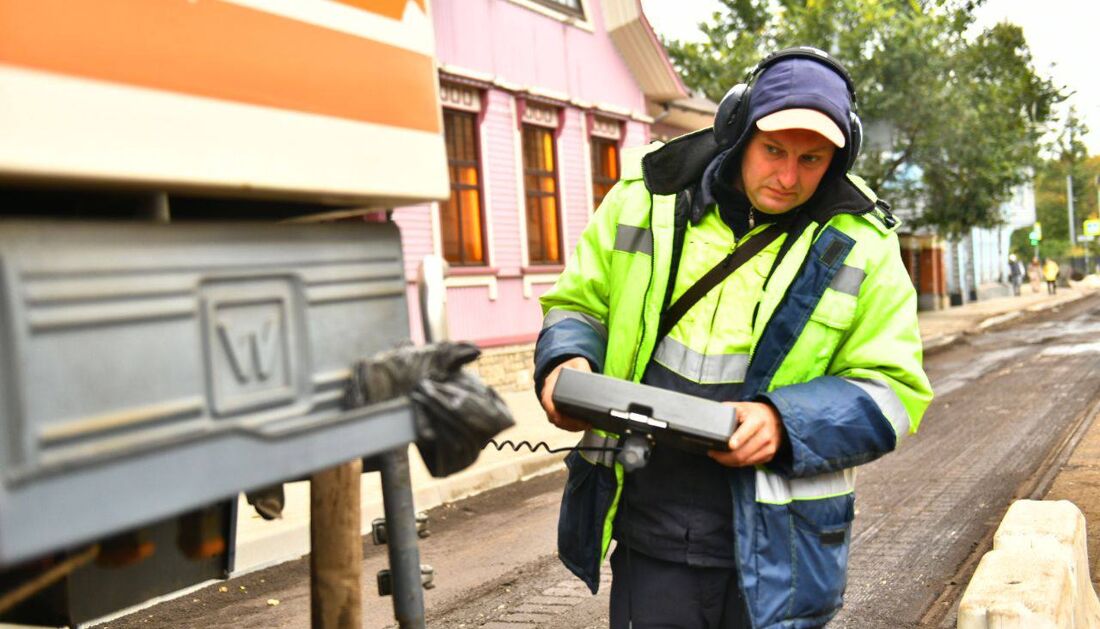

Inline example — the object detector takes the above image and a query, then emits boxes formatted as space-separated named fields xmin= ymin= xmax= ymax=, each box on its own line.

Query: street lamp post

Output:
xmin=1068 ymin=174 xmax=1076 ymax=246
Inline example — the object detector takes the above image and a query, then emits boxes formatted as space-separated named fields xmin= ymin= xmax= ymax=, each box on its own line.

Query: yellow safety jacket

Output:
xmin=534 ymin=133 xmax=933 ymax=628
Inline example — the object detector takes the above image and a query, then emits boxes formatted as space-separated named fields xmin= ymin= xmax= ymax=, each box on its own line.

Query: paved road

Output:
xmin=105 ymin=294 xmax=1100 ymax=628
xmin=835 ymin=294 xmax=1100 ymax=627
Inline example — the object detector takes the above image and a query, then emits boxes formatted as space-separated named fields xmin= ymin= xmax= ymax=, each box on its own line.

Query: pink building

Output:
xmin=394 ymin=0 xmax=713 ymax=382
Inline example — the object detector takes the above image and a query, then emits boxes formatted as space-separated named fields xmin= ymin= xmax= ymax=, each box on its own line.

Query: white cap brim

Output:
xmin=756 ymin=108 xmax=845 ymax=148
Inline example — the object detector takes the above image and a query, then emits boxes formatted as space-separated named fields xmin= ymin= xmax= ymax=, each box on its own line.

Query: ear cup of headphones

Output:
xmin=847 ymin=112 xmax=863 ymax=171
xmin=713 ymin=83 xmax=750 ymax=149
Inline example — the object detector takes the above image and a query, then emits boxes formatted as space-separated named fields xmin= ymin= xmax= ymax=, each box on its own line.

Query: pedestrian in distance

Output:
xmin=534 ymin=46 xmax=933 ymax=629
xmin=1029 ymin=256 xmax=1043 ymax=294
xmin=1043 ymin=257 xmax=1060 ymax=295
xmin=1007 ymin=253 xmax=1023 ymax=296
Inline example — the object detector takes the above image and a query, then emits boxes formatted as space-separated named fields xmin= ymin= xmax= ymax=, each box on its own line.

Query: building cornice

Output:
xmin=601 ymin=0 xmax=689 ymax=103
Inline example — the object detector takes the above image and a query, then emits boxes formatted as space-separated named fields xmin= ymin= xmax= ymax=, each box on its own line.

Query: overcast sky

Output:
xmin=640 ymin=0 xmax=1098 ymax=155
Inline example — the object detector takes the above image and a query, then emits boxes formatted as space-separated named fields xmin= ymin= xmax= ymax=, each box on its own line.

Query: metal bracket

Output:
xmin=376 ymin=565 xmax=435 ymax=596
xmin=371 ymin=512 xmax=430 ymax=545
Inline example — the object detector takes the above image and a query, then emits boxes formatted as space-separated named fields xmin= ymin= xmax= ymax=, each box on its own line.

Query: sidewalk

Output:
xmin=919 ymin=280 xmax=1098 ymax=352
xmin=232 ymin=281 xmax=1100 ymax=575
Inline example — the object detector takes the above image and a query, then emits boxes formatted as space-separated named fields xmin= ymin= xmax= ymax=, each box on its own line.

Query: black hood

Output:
xmin=640 ymin=128 xmax=718 ymax=196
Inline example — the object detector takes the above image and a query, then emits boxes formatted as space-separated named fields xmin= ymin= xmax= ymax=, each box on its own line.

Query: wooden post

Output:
xmin=310 ymin=459 xmax=363 ymax=629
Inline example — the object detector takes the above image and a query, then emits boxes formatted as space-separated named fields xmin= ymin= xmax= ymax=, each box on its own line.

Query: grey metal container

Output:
xmin=0 ymin=220 xmax=416 ymax=565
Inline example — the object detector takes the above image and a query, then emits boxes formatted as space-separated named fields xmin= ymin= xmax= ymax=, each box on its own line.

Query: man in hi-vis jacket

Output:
xmin=534 ymin=47 xmax=933 ymax=629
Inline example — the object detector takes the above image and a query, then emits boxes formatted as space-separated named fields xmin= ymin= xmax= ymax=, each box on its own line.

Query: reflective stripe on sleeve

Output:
xmin=613 ymin=224 xmax=653 ymax=256
xmin=843 ymin=377 xmax=911 ymax=440
xmin=755 ymin=467 xmax=856 ymax=504
xmin=577 ymin=430 xmax=619 ymax=467
xmin=652 ymin=336 xmax=749 ymax=384
xmin=542 ymin=309 xmax=608 ymax=342
xmin=829 ymin=265 xmax=866 ymax=296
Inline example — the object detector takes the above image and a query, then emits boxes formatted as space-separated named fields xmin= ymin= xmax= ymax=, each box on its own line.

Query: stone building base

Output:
xmin=468 ymin=342 xmax=536 ymax=393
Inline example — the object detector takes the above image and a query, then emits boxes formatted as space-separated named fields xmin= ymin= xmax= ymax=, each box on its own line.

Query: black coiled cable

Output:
xmin=487 ymin=439 xmax=619 ymax=455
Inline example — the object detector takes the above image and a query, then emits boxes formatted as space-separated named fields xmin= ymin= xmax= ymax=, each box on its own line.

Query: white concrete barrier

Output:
xmin=958 ymin=500 xmax=1100 ymax=628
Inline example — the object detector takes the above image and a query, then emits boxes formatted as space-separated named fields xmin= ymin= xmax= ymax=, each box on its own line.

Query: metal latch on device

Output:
xmin=609 ymin=409 xmax=668 ymax=429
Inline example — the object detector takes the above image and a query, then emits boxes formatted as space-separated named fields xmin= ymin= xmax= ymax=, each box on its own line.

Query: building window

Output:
xmin=441 ymin=108 xmax=486 ymax=266
xmin=522 ymin=124 xmax=562 ymax=265
xmin=590 ymin=116 xmax=623 ymax=210
xmin=591 ymin=137 xmax=620 ymax=209
xmin=530 ymin=0 xmax=584 ymax=18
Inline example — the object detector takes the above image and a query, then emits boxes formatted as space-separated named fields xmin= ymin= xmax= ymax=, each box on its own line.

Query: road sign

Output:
xmin=1029 ymin=221 xmax=1043 ymax=246
xmin=1085 ymin=219 xmax=1100 ymax=237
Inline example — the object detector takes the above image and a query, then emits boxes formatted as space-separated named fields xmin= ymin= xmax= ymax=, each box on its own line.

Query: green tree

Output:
xmin=1034 ymin=111 xmax=1099 ymax=259
xmin=917 ymin=22 xmax=1060 ymax=237
xmin=662 ymin=0 xmax=1062 ymax=238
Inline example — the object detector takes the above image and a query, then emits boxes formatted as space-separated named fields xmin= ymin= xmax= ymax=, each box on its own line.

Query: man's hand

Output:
xmin=707 ymin=402 xmax=785 ymax=467
xmin=539 ymin=357 xmax=593 ymax=432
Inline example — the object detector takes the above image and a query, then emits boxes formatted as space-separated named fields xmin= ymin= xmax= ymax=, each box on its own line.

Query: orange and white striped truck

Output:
xmin=0 ymin=1 xmax=448 ymax=625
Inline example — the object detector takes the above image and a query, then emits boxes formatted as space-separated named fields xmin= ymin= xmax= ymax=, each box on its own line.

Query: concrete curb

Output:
xmin=230 ymin=385 xmax=574 ymax=575
xmin=232 ymin=449 xmax=566 ymax=576
xmin=977 ymin=311 xmax=1023 ymax=330
xmin=923 ymin=333 xmax=961 ymax=356
xmin=958 ymin=500 xmax=1100 ymax=628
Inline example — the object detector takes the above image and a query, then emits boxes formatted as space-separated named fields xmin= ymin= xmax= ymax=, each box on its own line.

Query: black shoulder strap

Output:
xmin=660 ymin=188 xmax=693 ymax=317
xmin=657 ymin=223 xmax=785 ymax=341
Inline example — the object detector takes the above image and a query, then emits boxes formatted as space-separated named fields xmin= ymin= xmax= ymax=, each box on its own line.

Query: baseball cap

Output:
xmin=756 ymin=108 xmax=845 ymax=147
xmin=744 ymin=56 xmax=853 ymax=150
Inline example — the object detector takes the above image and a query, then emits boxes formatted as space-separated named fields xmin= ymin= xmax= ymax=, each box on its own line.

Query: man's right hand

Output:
xmin=539 ymin=357 xmax=593 ymax=432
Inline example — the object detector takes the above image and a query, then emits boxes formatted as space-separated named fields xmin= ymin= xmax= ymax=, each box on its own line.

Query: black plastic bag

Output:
xmin=345 ymin=342 xmax=515 ymax=477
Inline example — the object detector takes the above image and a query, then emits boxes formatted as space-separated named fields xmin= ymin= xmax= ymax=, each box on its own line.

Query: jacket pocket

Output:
xmin=787 ymin=493 xmax=855 ymax=619
xmin=802 ymin=289 xmax=857 ymax=371
xmin=557 ymin=449 xmax=618 ymax=594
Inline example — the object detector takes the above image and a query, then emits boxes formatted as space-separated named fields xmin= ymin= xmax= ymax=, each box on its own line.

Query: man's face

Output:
xmin=739 ymin=128 xmax=837 ymax=214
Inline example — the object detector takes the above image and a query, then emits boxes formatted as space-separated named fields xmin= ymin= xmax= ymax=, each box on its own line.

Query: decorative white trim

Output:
xmin=438 ymin=64 xmax=496 ymax=85
xmin=478 ymin=101 xmax=497 ymax=268
xmin=523 ymin=102 xmax=560 ymax=128
xmin=511 ymin=97 xmax=531 ymax=266
xmin=590 ymin=101 xmax=633 ymax=118
xmin=493 ymin=77 xmax=525 ymax=93
xmin=503 ymin=0 xmax=594 ymax=32
xmin=556 ymin=122 xmax=570 ymax=263
xmin=523 ymin=273 xmax=561 ymax=299
xmin=437 ymin=64 xmax=650 ymax=122
xmin=430 ymin=201 xmax=443 ymax=260
xmin=525 ymin=85 xmax=573 ymax=106
xmin=582 ymin=123 xmax=596 ymax=217
xmin=439 ymin=83 xmax=481 ymax=113
xmin=591 ymin=115 xmax=623 ymax=140
xmin=445 ymin=274 xmax=498 ymax=301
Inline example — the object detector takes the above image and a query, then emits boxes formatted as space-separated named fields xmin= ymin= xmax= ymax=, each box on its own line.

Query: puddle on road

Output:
xmin=1041 ymin=342 xmax=1100 ymax=356
xmin=932 ymin=347 xmax=1028 ymax=397
xmin=936 ymin=308 xmax=1100 ymax=396
xmin=968 ymin=314 xmax=1100 ymax=350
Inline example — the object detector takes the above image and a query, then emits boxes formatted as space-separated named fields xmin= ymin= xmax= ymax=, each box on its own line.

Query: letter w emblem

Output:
xmin=217 ymin=317 xmax=280 ymax=384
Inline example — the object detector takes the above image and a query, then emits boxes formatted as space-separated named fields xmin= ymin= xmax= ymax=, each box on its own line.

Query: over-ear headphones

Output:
xmin=713 ymin=46 xmax=863 ymax=172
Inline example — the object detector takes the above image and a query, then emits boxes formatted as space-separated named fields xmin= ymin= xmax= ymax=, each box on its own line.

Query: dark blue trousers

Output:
xmin=609 ymin=544 xmax=751 ymax=629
